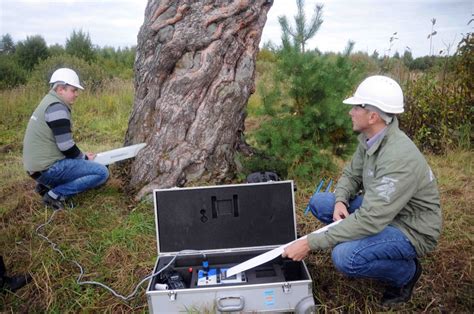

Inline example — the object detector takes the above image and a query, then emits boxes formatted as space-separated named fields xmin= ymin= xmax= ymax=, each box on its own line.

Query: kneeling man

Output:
xmin=283 ymin=75 xmax=441 ymax=306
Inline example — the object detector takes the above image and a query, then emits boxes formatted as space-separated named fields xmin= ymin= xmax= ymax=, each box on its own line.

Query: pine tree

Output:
xmin=278 ymin=0 xmax=323 ymax=53
xmin=252 ymin=42 xmax=362 ymax=179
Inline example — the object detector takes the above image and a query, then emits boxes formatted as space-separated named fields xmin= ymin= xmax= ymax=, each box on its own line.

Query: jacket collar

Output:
xmin=49 ymin=90 xmax=72 ymax=111
xmin=358 ymin=117 xmax=399 ymax=156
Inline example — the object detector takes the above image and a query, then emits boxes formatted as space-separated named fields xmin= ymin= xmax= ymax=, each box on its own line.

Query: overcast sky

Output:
xmin=1 ymin=0 xmax=472 ymax=57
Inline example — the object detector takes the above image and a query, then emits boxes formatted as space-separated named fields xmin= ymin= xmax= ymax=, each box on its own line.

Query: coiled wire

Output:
xmin=35 ymin=209 xmax=201 ymax=301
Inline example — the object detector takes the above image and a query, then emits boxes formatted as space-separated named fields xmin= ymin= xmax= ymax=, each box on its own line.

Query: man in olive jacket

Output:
xmin=283 ymin=76 xmax=441 ymax=306
xmin=23 ymin=68 xmax=109 ymax=210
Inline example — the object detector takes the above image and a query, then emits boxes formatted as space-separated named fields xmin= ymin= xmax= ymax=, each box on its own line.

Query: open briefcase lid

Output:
xmin=153 ymin=181 xmax=297 ymax=254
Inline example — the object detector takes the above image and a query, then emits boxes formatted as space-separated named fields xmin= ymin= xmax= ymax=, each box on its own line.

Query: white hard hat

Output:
xmin=343 ymin=75 xmax=404 ymax=114
xmin=49 ymin=68 xmax=84 ymax=90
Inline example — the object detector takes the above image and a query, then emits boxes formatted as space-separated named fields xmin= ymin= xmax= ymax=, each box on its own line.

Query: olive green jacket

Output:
xmin=23 ymin=91 xmax=69 ymax=172
xmin=308 ymin=118 xmax=442 ymax=256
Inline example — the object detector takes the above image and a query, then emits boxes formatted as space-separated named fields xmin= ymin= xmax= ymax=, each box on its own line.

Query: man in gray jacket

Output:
xmin=283 ymin=75 xmax=441 ymax=306
xmin=23 ymin=68 xmax=109 ymax=210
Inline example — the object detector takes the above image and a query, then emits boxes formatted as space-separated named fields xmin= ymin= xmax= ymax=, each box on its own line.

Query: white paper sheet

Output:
xmin=225 ymin=219 xmax=342 ymax=278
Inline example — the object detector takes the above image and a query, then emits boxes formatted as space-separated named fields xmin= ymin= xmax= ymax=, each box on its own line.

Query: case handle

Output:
xmin=216 ymin=296 xmax=245 ymax=312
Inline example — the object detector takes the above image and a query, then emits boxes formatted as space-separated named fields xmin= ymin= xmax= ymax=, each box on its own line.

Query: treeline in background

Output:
xmin=0 ymin=24 xmax=472 ymax=181
xmin=0 ymin=30 xmax=135 ymax=90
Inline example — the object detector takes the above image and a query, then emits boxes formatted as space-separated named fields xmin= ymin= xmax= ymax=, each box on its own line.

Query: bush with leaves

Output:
xmin=1 ymin=34 xmax=16 ymax=55
xmin=28 ymin=54 xmax=108 ymax=92
xmin=95 ymin=46 xmax=136 ymax=79
xmin=65 ymin=30 xmax=96 ymax=63
xmin=0 ymin=55 xmax=26 ymax=89
xmin=15 ymin=35 xmax=49 ymax=71
xmin=400 ymin=32 xmax=472 ymax=153
xmin=48 ymin=44 xmax=66 ymax=57
xmin=249 ymin=45 xmax=365 ymax=179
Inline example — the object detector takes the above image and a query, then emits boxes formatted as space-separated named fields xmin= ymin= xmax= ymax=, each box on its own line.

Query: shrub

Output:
xmin=65 ymin=30 xmax=96 ymax=63
xmin=48 ymin=44 xmax=66 ymax=57
xmin=95 ymin=46 xmax=136 ymax=79
xmin=1 ymin=33 xmax=16 ymax=55
xmin=400 ymin=33 xmax=472 ymax=153
xmin=0 ymin=55 xmax=26 ymax=89
xmin=15 ymin=35 xmax=49 ymax=71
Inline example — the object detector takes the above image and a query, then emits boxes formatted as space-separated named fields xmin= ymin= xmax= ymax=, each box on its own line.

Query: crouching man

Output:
xmin=23 ymin=68 xmax=109 ymax=210
xmin=283 ymin=75 xmax=442 ymax=306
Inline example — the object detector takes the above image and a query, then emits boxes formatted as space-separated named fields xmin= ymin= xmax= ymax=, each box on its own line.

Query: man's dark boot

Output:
xmin=0 ymin=257 xmax=31 ymax=293
xmin=35 ymin=183 xmax=49 ymax=196
xmin=381 ymin=258 xmax=422 ymax=306
xmin=1 ymin=274 xmax=32 ymax=293
xmin=42 ymin=193 xmax=65 ymax=210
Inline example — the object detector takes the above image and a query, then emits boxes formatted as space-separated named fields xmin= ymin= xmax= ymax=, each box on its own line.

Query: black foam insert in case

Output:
xmin=154 ymin=181 xmax=296 ymax=253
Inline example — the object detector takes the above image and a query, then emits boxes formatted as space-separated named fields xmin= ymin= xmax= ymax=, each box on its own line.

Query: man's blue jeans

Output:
xmin=36 ymin=158 xmax=109 ymax=199
xmin=308 ymin=192 xmax=418 ymax=287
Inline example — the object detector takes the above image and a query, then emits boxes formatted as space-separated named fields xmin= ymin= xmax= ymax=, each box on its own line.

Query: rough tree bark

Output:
xmin=125 ymin=0 xmax=273 ymax=199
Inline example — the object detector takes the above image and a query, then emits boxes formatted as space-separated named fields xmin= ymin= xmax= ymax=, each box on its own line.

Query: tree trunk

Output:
xmin=125 ymin=0 xmax=273 ymax=199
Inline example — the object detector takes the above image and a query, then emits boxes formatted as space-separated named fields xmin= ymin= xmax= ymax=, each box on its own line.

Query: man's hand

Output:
xmin=282 ymin=238 xmax=310 ymax=261
xmin=86 ymin=152 xmax=96 ymax=160
xmin=333 ymin=201 xmax=350 ymax=221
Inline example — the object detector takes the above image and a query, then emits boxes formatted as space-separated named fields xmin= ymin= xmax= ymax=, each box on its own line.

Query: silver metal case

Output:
xmin=146 ymin=181 xmax=315 ymax=313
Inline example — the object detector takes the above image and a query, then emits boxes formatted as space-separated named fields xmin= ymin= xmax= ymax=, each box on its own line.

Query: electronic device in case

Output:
xmin=158 ymin=269 xmax=186 ymax=290
xmin=196 ymin=267 xmax=247 ymax=286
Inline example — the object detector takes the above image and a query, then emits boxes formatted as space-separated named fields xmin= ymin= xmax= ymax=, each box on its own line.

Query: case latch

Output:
xmin=168 ymin=291 xmax=177 ymax=301
xmin=282 ymin=282 xmax=292 ymax=294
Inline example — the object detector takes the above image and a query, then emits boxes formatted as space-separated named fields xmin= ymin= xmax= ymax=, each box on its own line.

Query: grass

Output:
xmin=1 ymin=80 xmax=472 ymax=312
